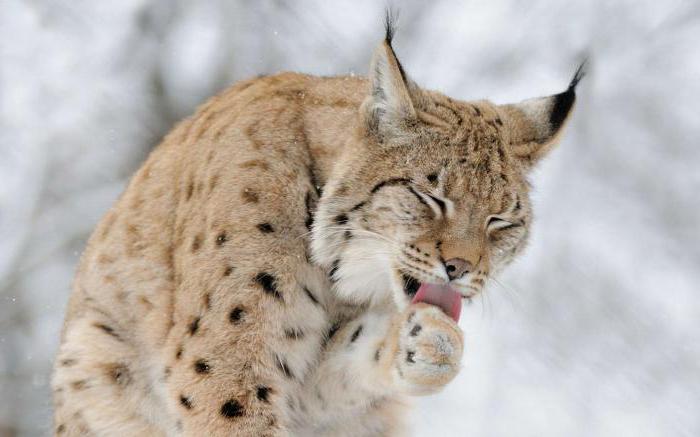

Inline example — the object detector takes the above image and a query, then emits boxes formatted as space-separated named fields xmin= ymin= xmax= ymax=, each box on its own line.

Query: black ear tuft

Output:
xmin=364 ymin=7 xmax=415 ymax=138
xmin=384 ymin=8 xmax=398 ymax=45
xmin=568 ymin=59 xmax=588 ymax=92
xmin=382 ymin=8 xmax=407 ymax=84
xmin=500 ymin=62 xmax=585 ymax=165
xmin=550 ymin=61 xmax=587 ymax=131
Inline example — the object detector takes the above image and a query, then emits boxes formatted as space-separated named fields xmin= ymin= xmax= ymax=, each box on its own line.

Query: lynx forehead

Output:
xmin=52 ymin=15 xmax=579 ymax=436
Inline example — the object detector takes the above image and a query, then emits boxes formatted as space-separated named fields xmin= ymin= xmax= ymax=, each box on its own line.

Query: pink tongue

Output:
xmin=411 ymin=283 xmax=462 ymax=322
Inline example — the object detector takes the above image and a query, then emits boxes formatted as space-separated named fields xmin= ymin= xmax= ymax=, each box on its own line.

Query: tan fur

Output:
xmin=51 ymin=27 xmax=576 ymax=436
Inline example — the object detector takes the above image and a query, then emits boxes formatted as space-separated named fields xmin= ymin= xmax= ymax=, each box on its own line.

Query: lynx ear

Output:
xmin=363 ymin=15 xmax=417 ymax=139
xmin=500 ymin=63 xmax=586 ymax=165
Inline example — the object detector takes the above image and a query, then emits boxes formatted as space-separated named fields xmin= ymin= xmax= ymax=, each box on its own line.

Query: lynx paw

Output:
xmin=392 ymin=303 xmax=464 ymax=394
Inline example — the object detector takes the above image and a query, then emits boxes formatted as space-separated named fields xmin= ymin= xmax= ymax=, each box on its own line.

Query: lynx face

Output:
xmin=312 ymin=25 xmax=582 ymax=318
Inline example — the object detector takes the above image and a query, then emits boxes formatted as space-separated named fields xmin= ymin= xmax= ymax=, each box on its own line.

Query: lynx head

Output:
xmin=311 ymin=18 xmax=583 ymax=320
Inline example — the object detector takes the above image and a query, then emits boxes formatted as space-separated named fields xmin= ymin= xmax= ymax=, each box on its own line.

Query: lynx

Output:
xmin=52 ymin=17 xmax=581 ymax=436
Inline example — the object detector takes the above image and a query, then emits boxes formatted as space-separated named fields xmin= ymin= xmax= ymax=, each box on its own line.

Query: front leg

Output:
xmin=306 ymin=303 xmax=463 ymax=405
xmin=293 ymin=303 xmax=463 ymax=435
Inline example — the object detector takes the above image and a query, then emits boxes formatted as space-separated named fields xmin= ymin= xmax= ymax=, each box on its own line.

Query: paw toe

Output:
xmin=395 ymin=304 xmax=464 ymax=393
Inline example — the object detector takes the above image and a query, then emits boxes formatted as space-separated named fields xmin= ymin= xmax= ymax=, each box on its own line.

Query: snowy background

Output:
xmin=1 ymin=0 xmax=699 ymax=436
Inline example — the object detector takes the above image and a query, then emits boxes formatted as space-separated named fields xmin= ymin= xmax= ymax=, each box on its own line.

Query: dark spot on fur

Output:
xmin=223 ymin=265 xmax=234 ymax=277
xmin=186 ymin=182 xmax=194 ymax=200
xmin=194 ymin=359 xmax=211 ymax=374
xmin=276 ymin=356 xmax=294 ymax=379
xmin=374 ymin=347 xmax=382 ymax=361
xmin=60 ymin=358 xmax=77 ymax=367
xmin=350 ymin=201 xmax=366 ymax=212
xmin=216 ymin=232 xmax=228 ymax=246
xmin=105 ymin=363 xmax=131 ymax=386
xmin=326 ymin=322 xmax=340 ymax=344
xmin=255 ymin=272 xmax=283 ymax=301
xmin=335 ymin=213 xmax=348 ymax=226
xmin=257 ymin=386 xmax=271 ymax=403
xmin=56 ymin=424 xmax=65 ymax=434
xmin=303 ymin=287 xmax=319 ymax=305
xmin=257 ymin=223 xmax=274 ymax=233
xmin=239 ymin=159 xmax=269 ymax=170
xmin=180 ymin=395 xmax=193 ymax=409
xmin=175 ymin=346 xmax=183 ymax=360
xmin=189 ymin=317 xmax=200 ymax=335
xmin=329 ymin=259 xmax=340 ymax=281
xmin=71 ymin=380 xmax=89 ymax=391
xmin=242 ymin=188 xmax=259 ymax=203
xmin=191 ymin=235 xmax=201 ymax=252
xmin=402 ymin=274 xmax=420 ymax=297
xmin=407 ymin=311 xmax=416 ymax=323
xmin=473 ymin=106 xmax=481 ymax=117
xmin=472 ymin=277 xmax=485 ymax=286
xmin=336 ymin=184 xmax=349 ymax=195
xmin=284 ymin=328 xmax=304 ymax=340
xmin=427 ymin=173 xmax=438 ymax=183
xmin=350 ymin=325 xmax=363 ymax=343
xmin=410 ymin=325 xmax=422 ymax=336
xmin=138 ymin=295 xmax=153 ymax=309
xmin=93 ymin=323 xmax=122 ymax=341
xmin=229 ymin=307 xmax=244 ymax=323
xmin=406 ymin=351 xmax=416 ymax=363
xmin=495 ymin=117 xmax=503 ymax=126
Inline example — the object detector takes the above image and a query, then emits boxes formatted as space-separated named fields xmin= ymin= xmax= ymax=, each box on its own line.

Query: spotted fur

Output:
xmin=51 ymin=16 xmax=578 ymax=437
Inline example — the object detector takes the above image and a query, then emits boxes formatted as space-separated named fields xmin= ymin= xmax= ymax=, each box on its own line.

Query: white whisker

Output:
xmin=488 ymin=277 xmax=524 ymax=312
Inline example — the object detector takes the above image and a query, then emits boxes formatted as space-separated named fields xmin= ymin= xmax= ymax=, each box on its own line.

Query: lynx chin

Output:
xmin=52 ymin=15 xmax=582 ymax=437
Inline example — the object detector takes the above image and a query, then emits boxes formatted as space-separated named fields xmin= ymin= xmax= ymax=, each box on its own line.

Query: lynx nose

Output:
xmin=444 ymin=258 xmax=472 ymax=280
